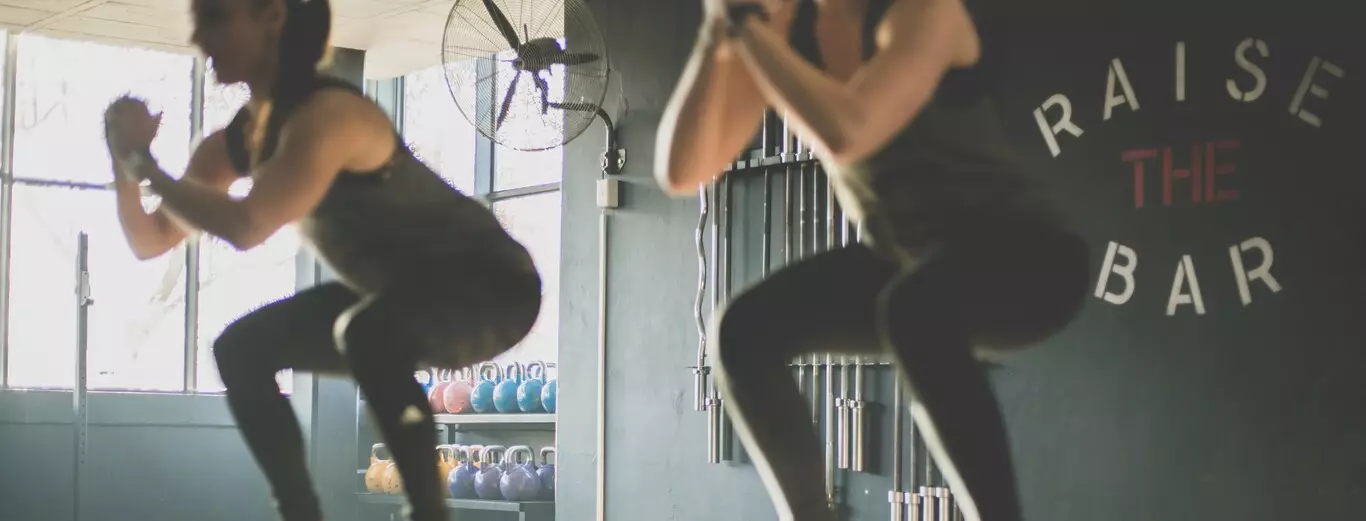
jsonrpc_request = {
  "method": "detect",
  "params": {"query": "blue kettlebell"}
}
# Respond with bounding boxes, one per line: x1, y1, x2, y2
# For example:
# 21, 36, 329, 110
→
447, 446, 479, 499
537, 447, 556, 500
493, 362, 523, 413
473, 445, 506, 500
499, 445, 542, 501
540, 363, 558, 413
415, 368, 434, 395
469, 362, 501, 414
517, 361, 547, 413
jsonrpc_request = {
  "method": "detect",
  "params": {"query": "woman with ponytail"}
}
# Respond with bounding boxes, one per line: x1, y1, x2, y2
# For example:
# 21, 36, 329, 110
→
102, 1, 542, 520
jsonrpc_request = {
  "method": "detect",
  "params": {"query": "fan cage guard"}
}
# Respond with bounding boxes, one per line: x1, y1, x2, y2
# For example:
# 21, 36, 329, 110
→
441, 0, 611, 152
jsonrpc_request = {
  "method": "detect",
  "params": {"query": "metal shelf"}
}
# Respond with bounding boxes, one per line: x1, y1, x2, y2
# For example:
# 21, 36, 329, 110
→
433, 413, 555, 427
356, 493, 554, 515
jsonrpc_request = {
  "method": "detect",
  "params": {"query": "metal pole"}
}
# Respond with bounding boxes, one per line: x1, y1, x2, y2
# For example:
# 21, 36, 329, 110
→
73, 232, 92, 521
705, 179, 722, 464
890, 374, 904, 521
691, 189, 709, 412
716, 173, 733, 462
0, 33, 19, 388
184, 56, 206, 392
783, 114, 803, 393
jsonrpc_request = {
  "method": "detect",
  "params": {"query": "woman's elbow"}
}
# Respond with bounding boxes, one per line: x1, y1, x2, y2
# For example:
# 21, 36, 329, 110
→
653, 153, 703, 197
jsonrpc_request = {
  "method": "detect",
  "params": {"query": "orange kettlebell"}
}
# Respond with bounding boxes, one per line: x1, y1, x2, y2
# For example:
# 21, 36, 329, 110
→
436, 444, 458, 495
467, 445, 485, 469
443, 367, 474, 414
382, 455, 404, 495
364, 443, 392, 493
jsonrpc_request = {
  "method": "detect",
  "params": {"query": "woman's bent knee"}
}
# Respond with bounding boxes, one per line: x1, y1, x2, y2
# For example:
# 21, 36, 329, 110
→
213, 323, 267, 385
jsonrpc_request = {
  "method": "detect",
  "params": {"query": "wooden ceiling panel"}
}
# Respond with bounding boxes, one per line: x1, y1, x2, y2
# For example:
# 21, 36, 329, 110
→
0, 0, 465, 77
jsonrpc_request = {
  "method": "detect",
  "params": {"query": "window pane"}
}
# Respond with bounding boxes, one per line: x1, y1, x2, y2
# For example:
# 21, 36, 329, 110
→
195, 180, 300, 393
14, 34, 194, 183
490, 191, 561, 365
492, 44, 566, 191
203, 67, 251, 135
403, 62, 477, 193
6, 185, 186, 390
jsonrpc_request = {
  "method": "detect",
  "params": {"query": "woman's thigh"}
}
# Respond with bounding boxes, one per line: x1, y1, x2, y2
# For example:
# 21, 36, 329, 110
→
353, 264, 544, 369
214, 282, 361, 376
888, 227, 1091, 351
714, 244, 900, 362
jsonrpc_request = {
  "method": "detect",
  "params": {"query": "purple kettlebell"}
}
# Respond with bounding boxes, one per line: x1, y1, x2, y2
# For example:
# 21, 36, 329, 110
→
537, 447, 556, 501
473, 445, 506, 500
499, 445, 542, 501
447, 446, 479, 499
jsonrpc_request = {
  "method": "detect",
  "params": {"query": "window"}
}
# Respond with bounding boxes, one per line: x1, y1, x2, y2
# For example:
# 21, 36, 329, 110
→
195, 68, 298, 393
194, 182, 300, 394
402, 62, 478, 193
6, 185, 186, 390
490, 191, 561, 365
203, 68, 251, 136
13, 33, 194, 183
5, 34, 195, 391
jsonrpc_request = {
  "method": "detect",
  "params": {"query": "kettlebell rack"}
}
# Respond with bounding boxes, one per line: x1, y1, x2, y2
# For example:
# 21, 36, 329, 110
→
687, 112, 968, 520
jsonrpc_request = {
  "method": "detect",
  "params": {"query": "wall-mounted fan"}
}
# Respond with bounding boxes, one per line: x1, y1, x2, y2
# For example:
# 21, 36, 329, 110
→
441, 0, 612, 152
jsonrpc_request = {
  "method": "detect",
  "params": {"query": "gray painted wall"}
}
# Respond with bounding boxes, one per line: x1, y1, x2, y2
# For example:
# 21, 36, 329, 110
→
0, 47, 369, 521
559, 1, 1366, 521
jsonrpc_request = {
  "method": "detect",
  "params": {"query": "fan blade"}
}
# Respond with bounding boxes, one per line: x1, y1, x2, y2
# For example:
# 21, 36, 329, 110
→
552, 52, 601, 66
482, 0, 521, 50
547, 101, 599, 113
535, 76, 550, 115
496, 70, 522, 130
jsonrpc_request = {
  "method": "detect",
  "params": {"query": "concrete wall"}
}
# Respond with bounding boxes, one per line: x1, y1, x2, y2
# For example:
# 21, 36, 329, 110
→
0, 47, 369, 521
558, 1, 1366, 521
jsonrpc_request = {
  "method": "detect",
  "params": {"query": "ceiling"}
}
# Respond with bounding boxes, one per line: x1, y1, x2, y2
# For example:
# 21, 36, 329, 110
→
0, 0, 472, 78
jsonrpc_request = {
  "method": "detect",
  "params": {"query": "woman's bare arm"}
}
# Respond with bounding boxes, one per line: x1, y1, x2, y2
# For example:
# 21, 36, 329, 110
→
729, 0, 980, 165
114, 130, 239, 260
655, 10, 794, 196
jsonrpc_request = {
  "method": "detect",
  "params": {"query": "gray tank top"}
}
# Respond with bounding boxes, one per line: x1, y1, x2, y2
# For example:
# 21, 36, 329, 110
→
789, 0, 1061, 259
224, 76, 534, 293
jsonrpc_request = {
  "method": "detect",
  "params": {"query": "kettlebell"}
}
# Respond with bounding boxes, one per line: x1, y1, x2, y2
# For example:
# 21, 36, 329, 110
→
469, 362, 501, 414
517, 361, 547, 413
493, 362, 524, 413
537, 447, 556, 500
436, 444, 458, 496
428, 369, 452, 414
381, 453, 404, 495
443, 366, 474, 414
364, 443, 392, 493
448, 446, 479, 499
500, 445, 542, 501
467, 445, 485, 469
540, 363, 558, 413
473, 445, 506, 500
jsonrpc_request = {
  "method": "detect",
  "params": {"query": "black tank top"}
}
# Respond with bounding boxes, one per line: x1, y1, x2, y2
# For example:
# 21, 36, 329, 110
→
788, 0, 1061, 259
222, 76, 534, 293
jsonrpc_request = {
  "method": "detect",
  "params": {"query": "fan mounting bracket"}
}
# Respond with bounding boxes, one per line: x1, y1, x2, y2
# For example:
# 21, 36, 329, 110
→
601, 148, 626, 176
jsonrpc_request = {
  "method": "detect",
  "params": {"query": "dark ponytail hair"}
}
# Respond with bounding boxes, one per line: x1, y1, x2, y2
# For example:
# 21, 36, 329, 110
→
249, 0, 333, 165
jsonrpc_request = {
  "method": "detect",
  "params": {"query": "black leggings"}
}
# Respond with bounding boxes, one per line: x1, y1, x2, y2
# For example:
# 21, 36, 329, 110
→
214, 271, 540, 521
711, 227, 1090, 521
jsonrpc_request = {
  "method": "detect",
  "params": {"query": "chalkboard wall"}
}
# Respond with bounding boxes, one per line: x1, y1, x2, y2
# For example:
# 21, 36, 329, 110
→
557, 1, 1366, 520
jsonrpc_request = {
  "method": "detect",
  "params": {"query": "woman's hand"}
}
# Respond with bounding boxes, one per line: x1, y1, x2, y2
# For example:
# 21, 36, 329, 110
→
104, 96, 161, 157
704, 0, 797, 33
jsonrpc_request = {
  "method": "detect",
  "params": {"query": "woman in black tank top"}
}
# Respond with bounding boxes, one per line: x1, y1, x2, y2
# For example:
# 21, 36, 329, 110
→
102, 2, 540, 520
657, 0, 1089, 520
